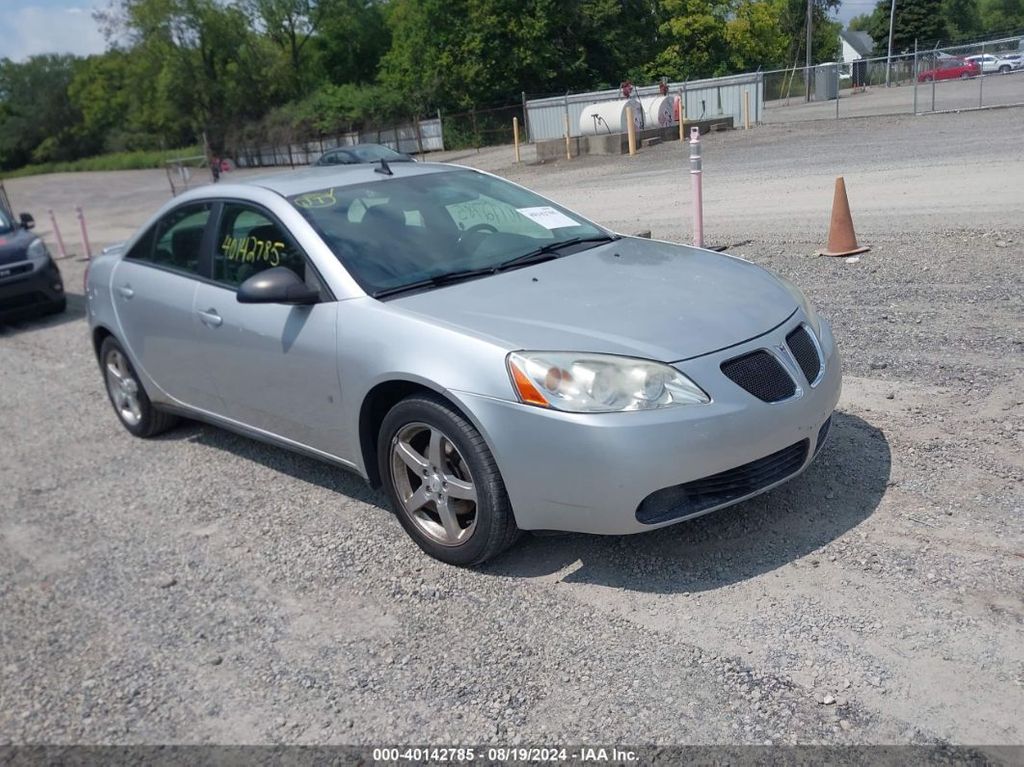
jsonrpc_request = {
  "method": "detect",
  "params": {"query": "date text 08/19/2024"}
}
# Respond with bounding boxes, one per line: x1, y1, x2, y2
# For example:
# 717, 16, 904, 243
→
371, 747, 639, 762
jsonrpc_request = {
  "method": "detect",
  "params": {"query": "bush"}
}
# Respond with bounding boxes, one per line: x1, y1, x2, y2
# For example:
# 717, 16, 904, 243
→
2, 146, 203, 178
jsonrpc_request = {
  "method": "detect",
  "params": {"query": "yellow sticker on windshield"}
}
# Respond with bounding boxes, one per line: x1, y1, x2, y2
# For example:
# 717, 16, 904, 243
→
294, 188, 336, 209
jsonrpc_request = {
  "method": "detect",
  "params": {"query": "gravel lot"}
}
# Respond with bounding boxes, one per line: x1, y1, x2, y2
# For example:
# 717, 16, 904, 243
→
763, 69, 1024, 123
1, 109, 1022, 747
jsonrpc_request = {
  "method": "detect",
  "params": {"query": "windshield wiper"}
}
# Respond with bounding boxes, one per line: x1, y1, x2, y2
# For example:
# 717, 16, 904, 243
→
372, 266, 498, 299
371, 234, 619, 299
495, 234, 619, 272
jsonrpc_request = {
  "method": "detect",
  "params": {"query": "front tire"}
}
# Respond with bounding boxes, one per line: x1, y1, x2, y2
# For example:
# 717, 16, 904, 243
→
378, 395, 519, 566
100, 336, 179, 438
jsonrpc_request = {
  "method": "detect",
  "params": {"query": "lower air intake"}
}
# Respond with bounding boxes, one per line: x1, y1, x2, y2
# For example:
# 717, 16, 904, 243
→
636, 440, 810, 525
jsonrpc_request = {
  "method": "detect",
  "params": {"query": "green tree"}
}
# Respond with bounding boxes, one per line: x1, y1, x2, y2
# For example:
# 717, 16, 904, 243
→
644, 0, 730, 80
725, 0, 792, 72
849, 13, 873, 31
311, 0, 390, 85
943, 0, 983, 38
865, 0, 948, 53
574, 0, 663, 86
104, 0, 283, 150
240, 0, 337, 94
0, 55, 85, 168
379, 0, 664, 111
979, 0, 1024, 33
780, 0, 842, 64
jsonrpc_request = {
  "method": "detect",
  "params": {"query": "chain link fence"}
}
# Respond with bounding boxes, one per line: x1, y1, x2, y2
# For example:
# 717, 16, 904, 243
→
761, 35, 1023, 123
226, 105, 530, 167
440, 104, 527, 151
229, 117, 445, 168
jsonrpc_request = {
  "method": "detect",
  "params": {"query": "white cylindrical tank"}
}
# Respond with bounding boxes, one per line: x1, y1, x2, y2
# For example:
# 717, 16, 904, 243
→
640, 95, 676, 127
578, 99, 644, 136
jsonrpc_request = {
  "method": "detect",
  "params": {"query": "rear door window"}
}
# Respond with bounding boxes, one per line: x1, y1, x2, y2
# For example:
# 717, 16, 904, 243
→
127, 202, 212, 276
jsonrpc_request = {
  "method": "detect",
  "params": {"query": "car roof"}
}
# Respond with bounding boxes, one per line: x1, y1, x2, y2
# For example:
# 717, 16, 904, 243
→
323, 143, 402, 153
237, 161, 460, 197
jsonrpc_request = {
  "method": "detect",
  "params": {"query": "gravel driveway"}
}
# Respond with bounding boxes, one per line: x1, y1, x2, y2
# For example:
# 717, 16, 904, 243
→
1, 109, 1022, 747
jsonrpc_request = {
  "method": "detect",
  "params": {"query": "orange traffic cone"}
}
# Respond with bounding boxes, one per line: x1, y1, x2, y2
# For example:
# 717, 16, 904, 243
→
818, 177, 870, 257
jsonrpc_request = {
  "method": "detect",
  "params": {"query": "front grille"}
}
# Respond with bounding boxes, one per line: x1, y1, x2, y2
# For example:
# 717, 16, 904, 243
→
0, 263, 32, 280
786, 325, 822, 385
721, 350, 795, 402
636, 440, 810, 524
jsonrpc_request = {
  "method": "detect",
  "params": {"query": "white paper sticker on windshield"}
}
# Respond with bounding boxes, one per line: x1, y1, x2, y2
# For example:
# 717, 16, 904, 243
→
516, 206, 579, 229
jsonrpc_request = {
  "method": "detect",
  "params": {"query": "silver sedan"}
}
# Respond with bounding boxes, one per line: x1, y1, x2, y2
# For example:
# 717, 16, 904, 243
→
86, 161, 841, 565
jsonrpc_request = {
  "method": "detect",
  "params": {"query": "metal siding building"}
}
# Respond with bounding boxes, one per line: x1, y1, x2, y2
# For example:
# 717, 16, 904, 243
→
525, 73, 763, 142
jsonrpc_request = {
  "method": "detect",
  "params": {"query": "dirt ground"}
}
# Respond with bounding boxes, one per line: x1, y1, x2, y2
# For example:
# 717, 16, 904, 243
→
1, 108, 1022, 747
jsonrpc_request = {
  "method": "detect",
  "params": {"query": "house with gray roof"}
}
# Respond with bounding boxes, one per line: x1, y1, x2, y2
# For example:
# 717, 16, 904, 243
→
840, 29, 875, 62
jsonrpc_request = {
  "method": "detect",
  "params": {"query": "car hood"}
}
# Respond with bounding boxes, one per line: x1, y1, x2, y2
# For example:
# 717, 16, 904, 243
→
389, 238, 798, 362
0, 229, 35, 266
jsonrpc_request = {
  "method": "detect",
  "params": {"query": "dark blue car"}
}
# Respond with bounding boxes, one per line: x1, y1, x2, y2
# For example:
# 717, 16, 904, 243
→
0, 210, 66, 321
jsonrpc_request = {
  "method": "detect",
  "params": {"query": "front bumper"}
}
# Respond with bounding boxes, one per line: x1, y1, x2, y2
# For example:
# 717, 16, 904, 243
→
455, 313, 842, 535
0, 258, 65, 319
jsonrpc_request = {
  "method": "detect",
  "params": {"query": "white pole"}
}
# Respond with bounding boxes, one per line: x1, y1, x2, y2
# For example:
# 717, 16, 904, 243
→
689, 128, 703, 248
805, 0, 813, 102
886, 0, 896, 87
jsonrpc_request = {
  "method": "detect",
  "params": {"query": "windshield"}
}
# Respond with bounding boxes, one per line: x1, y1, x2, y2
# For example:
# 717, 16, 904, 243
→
290, 169, 608, 295
0, 210, 13, 234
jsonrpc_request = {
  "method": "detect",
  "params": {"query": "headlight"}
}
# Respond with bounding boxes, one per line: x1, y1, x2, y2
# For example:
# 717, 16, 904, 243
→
27, 238, 49, 261
507, 352, 710, 413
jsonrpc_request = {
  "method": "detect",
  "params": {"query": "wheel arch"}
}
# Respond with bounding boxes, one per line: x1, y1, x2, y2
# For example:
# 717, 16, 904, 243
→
92, 324, 116, 361
358, 378, 499, 489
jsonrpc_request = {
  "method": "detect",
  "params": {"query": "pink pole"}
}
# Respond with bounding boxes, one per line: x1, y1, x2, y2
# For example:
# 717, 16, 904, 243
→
48, 209, 68, 260
689, 127, 704, 248
75, 205, 92, 260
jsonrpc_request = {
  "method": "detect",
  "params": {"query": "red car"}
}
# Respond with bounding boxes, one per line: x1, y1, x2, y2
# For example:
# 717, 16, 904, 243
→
917, 58, 981, 82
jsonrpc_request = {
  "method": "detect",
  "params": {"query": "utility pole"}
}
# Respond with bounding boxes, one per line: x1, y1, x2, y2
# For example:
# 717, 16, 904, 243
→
886, 0, 896, 87
805, 0, 813, 101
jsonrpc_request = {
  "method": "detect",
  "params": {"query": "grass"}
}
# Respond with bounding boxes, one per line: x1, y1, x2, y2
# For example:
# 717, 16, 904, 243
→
1, 146, 204, 179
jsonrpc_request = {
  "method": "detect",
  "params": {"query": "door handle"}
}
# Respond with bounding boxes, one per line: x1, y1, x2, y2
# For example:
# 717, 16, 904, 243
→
116, 285, 134, 299
197, 308, 223, 327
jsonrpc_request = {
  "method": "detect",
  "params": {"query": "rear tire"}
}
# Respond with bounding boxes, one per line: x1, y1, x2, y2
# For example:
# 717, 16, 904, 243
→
378, 395, 520, 566
99, 336, 179, 438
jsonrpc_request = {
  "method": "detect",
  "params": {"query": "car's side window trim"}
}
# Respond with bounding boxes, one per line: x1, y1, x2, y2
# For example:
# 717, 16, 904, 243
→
197, 201, 222, 281
208, 198, 336, 302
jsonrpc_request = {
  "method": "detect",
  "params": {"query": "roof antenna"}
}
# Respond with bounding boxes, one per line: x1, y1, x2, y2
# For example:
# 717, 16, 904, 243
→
375, 158, 393, 176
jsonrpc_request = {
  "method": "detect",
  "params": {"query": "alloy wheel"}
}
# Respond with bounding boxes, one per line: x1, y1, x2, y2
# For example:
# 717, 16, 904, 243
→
104, 348, 142, 426
389, 422, 478, 546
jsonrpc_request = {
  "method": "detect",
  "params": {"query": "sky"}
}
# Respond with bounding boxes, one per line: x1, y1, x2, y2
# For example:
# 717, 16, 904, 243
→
0, 0, 874, 63
1, 0, 108, 62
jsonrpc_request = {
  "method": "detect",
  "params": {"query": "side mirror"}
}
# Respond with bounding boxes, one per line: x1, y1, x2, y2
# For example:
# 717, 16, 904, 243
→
237, 266, 319, 305
19, 213, 35, 230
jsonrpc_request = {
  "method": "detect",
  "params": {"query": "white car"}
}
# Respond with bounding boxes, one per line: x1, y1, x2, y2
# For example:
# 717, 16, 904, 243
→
965, 54, 1016, 74
997, 53, 1023, 70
